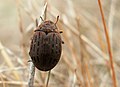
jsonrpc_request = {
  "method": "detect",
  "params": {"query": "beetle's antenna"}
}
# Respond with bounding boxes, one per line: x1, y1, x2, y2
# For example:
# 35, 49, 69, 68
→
55, 15, 59, 24
40, 16, 44, 21
35, 19, 38, 27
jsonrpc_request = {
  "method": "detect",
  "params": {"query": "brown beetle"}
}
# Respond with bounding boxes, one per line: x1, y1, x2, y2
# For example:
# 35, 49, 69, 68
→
29, 16, 63, 71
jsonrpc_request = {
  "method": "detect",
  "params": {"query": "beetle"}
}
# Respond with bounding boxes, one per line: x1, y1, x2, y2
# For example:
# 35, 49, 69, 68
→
29, 16, 64, 71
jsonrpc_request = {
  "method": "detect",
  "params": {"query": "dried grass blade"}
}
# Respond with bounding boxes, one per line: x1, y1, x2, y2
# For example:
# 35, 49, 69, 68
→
97, 0, 117, 87
0, 42, 20, 80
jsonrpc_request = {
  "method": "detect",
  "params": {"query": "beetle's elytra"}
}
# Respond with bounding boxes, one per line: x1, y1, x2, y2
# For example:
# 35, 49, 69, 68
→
29, 16, 63, 71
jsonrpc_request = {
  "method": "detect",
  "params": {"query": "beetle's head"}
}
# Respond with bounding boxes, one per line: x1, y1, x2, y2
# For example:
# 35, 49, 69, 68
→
35, 16, 59, 34
40, 20, 57, 31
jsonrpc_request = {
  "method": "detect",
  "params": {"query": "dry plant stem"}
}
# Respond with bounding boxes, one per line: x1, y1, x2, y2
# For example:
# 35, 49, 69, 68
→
0, 42, 20, 80
76, 19, 88, 87
17, 5, 23, 33
62, 33, 82, 82
0, 73, 5, 87
76, 17, 92, 87
108, 0, 117, 46
95, 20, 106, 54
63, 54, 82, 84
28, 62, 35, 87
20, 1, 35, 22
57, 22, 82, 85
72, 69, 77, 87
50, 11, 109, 60
98, 0, 117, 87
28, 13, 38, 87
51, 71, 66, 83
17, 1, 28, 64
95, 20, 109, 66
100, 73, 109, 87
0, 81, 40, 86
38, 2, 48, 26
46, 71, 51, 87
43, 2, 47, 21
49, 6, 114, 87
27, 12, 38, 87
21, 6, 35, 22
59, 21, 83, 84
61, 24, 81, 70
54, 12, 108, 62
50, 6, 119, 85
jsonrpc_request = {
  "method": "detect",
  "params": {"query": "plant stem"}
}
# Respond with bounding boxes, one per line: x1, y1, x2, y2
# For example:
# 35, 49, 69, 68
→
97, 0, 117, 87
28, 62, 35, 87
46, 71, 51, 87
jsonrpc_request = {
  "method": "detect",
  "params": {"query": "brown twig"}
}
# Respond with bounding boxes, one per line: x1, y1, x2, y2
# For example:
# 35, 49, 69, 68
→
97, 0, 117, 87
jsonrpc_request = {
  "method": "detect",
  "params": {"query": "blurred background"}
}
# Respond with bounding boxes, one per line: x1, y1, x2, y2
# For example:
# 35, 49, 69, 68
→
0, 0, 120, 87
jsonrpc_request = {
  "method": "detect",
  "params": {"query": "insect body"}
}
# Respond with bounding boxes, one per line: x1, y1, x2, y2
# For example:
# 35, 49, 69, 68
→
29, 17, 63, 71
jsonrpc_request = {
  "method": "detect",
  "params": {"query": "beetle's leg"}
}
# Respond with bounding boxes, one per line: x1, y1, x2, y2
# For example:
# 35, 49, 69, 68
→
59, 30, 63, 33
40, 16, 44, 21
55, 16, 59, 24
36, 19, 38, 27
62, 41, 64, 44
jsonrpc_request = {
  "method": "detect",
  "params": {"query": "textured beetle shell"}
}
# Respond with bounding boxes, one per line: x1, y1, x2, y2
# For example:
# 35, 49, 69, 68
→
29, 21, 62, 71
